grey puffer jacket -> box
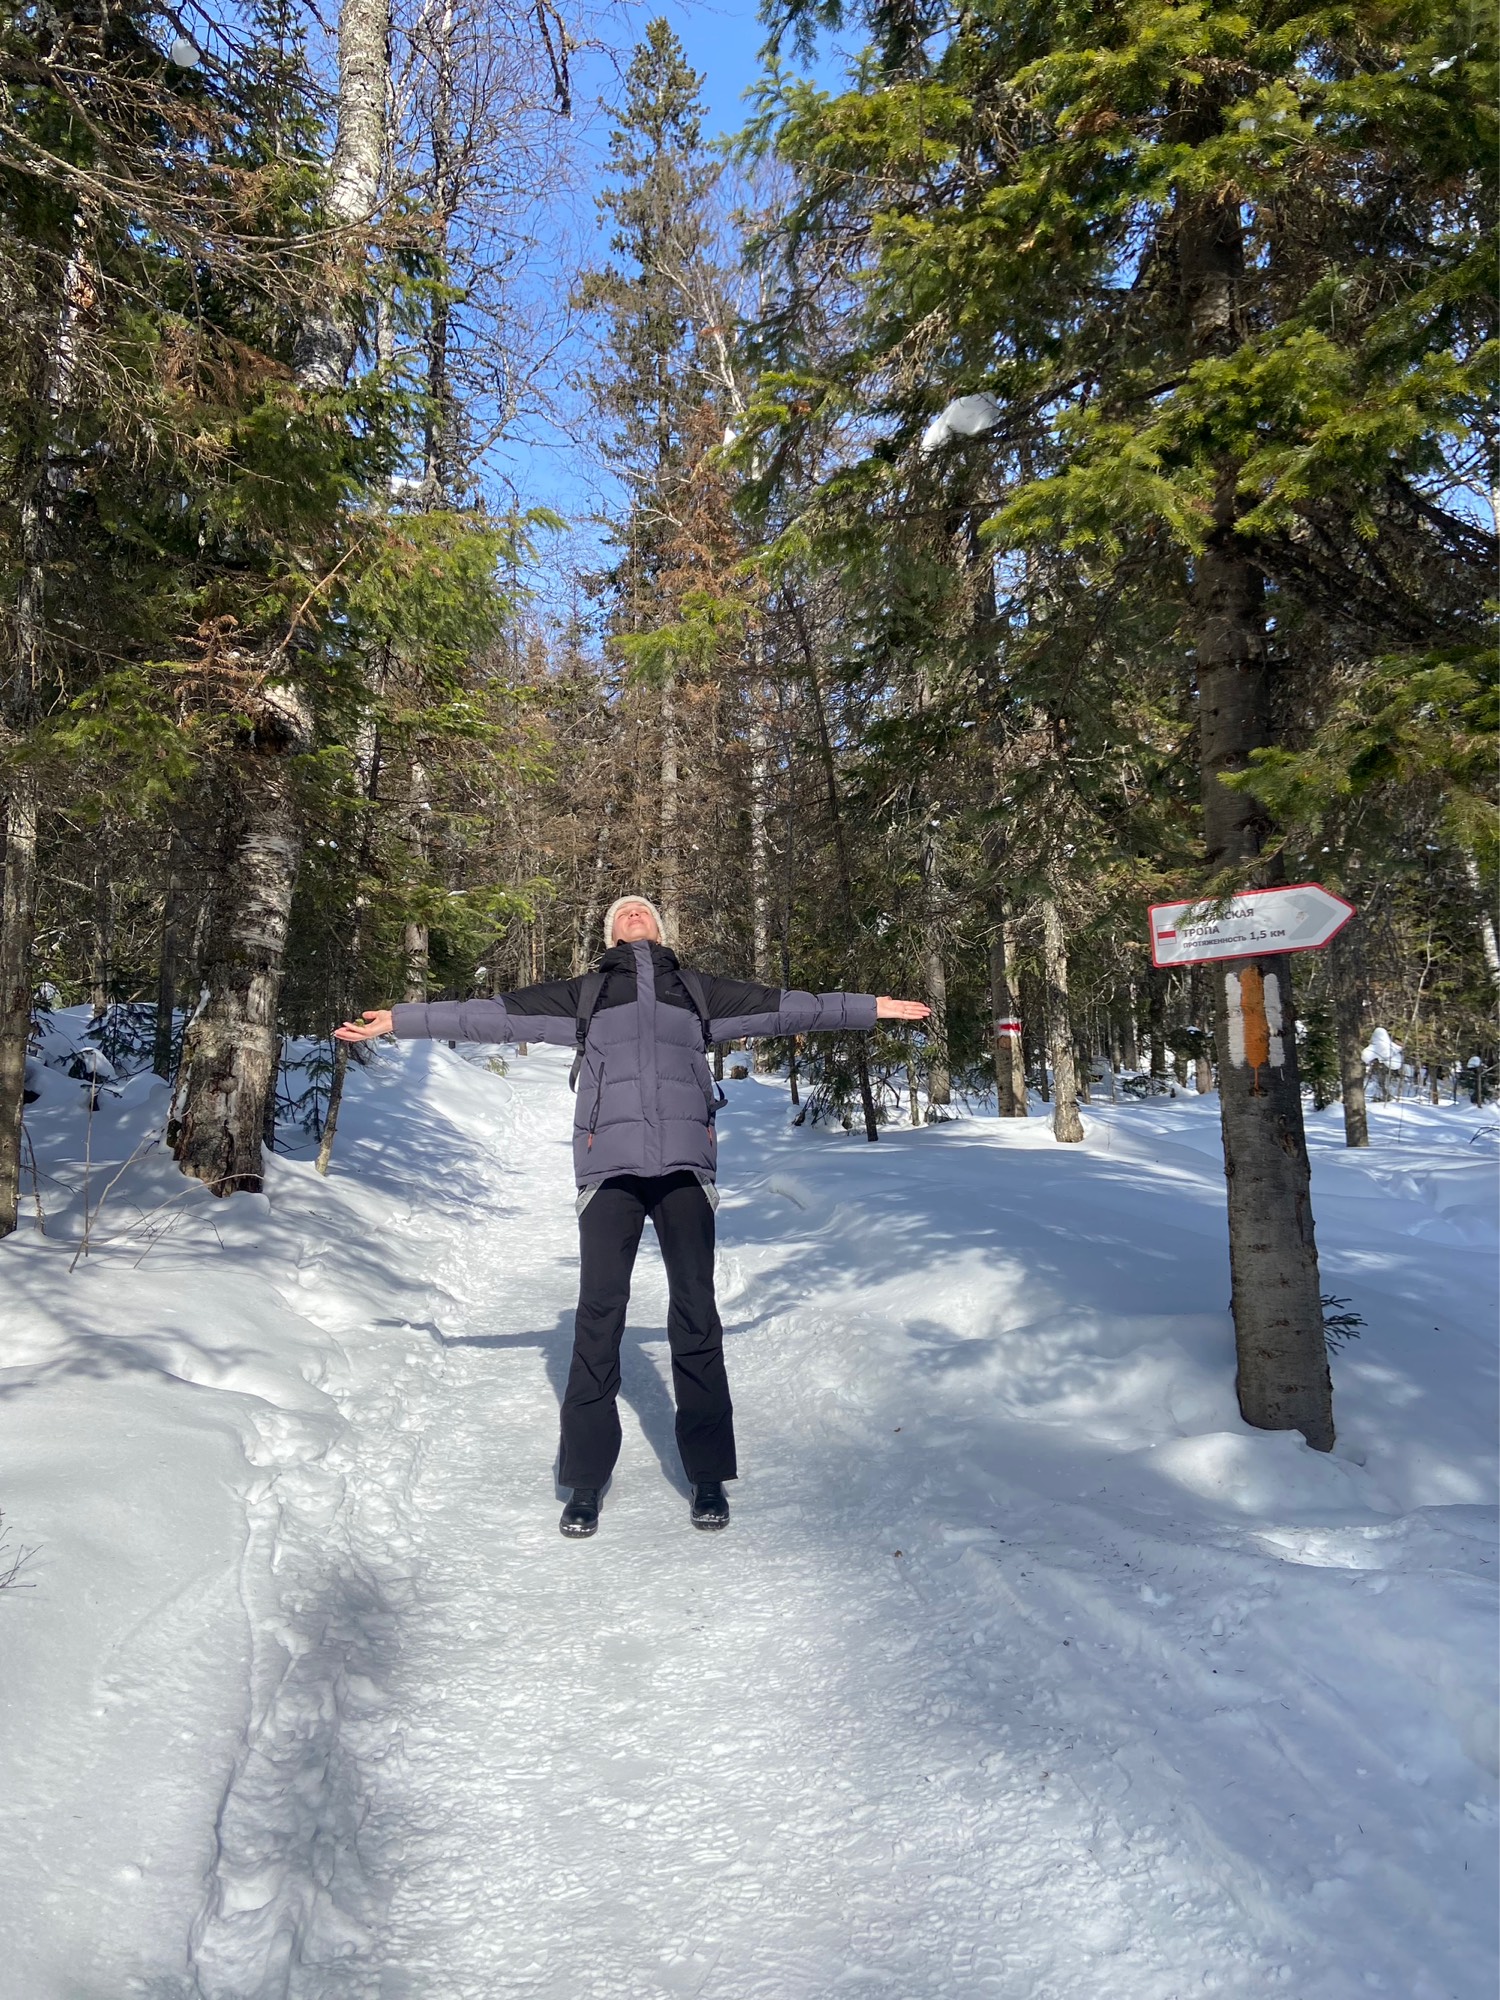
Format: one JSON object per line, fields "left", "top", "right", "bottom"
{"left": 390, "top": 941, "right": 878, "bottom": 1186}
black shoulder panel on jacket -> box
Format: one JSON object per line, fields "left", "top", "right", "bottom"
{"left": 496, "top": 974, "right": 584, "bottom": 1020}
{"left": 700, "top": 973, "right": 784, "bottom": 1019}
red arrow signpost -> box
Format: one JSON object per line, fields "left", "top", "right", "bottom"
{"left": 1148, "top": 883, "right": 1355, "bottom": 969}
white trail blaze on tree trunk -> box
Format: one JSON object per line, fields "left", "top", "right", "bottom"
{"left": 1209, "top": 932, "right": 1331, "bottom": 1446}
{"left": 1195, "top": 479, "right": 1332, "bottom": 1442}
{"left": 1199, "top": 612, "right": 1333, "bottom": 1444}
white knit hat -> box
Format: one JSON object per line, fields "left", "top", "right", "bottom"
{"left": 603, "top": 894, "right": 667, "bottom": 946}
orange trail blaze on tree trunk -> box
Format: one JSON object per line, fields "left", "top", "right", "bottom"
{"left": 1240, "top": 965, "right": 1270, "bottom": 1076}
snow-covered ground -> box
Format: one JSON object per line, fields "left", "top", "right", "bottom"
{"left": 0, "top": 1020, "right": 1495, "bottom": 1999}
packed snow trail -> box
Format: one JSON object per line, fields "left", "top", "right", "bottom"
{"left": 0, "top": 1028, "right": 1494, "bottom": 1998}
{"left": 204, "top": 1046, "right": 1495, "bottom": 1999}
{"left": 344, "top": 1139, "right": 1254, "bottom": 1997}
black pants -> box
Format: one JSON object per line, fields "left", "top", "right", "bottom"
{"left": 559, "top": 1171, "right": 736, "bottom": 1489}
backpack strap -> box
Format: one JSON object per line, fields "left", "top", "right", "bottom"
{"left": 676, "top": 966, "right": 714, "bottom": 1052}
{"left": 677, "top": 967, "right": 728, "bottom": 1108}
{"left": 568, "top": 970, "right": 607, "bottom": 1090}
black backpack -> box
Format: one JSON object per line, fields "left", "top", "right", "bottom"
{"left": 569, "top": 963, "right": 721, "bottom": 1095}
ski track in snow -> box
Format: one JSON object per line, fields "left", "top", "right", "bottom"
{"left": 1, "top": 1030, "right": 1494, "bottom": 1999}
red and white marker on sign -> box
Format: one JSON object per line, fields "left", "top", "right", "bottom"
{"left": 1148, "top": 883, "right": 1355, "bottom": 968}
{"left": 994, "top": 1017, "right": 1022, "bottom": 1038}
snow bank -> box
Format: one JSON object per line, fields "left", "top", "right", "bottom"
{"left": 0, "top": 1028, "right": 524, "bottom": 1996}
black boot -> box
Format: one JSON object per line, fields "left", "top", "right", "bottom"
{"left": 560, "top": 1487, "right": 601, "bottom": 1538}
{"left": 689, "top": 1481, "right": 730, "bottom": 1531}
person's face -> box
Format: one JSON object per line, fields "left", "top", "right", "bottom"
{"left": 613, "top": 901, "right": 661, "bottom": 944}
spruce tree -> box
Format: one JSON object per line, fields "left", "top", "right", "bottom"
{"left": 576, "top": 20, "right": 745, "bottom": 949}
{"left": 0, "top": 0, "right": 340, "bottom": 1226}
{"left": 749, "top": 0, "right": 1496, "bottom": 1443}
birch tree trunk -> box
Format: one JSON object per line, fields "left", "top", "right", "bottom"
{"left": 170, "top": 734, "right": 304, "bottom": 1194}
{"left": 1041, "top": 897, "right": 1084, "bottom": 1143}
{"left": 402, "top": 759, "right": 429, "bottom": 1001}
{"left": 402, "top": 923, "right": 429, "bottom": 1004}
{"left": 171, "top": 0, "right": 389, "bottom": 1194}
{"left": 169, "top": 731, "right": 305, "bottom": 1197}
{"left": 988, "top": 915, "right": 1028, "bottom": 1117}
{"left": 296, "top": 0, "right": 391, "bottom": 391}
{"left": 1462, "top": 853, "right": 1500, "bottom": 1000}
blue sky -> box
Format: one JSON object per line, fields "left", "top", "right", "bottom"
{"left": 493, "top": 0, "right": 850, "bottom": 565}
{"left": 648, "top": 0, "right": 789, "bottom": 140}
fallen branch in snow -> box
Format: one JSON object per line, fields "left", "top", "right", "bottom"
{"left": 69, "top": 1134, "right": 163, "bottom": 1272}
{"left": 0, "top": 1510, "right": 37, "bottom": 1592}
{"left": 76, "top": 1179, "right": 232, "bottom": 1267}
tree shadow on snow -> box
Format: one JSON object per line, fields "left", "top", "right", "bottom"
{"left": 0, "top": 1329, "right": 277, "bottom": 1402}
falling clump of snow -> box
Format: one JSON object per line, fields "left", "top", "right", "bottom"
{"left": 0, "top": 1017, "right": 1495, "bottom": 1999}
{"left": 918, "top": 391, "right": 1004, "bottom": 455}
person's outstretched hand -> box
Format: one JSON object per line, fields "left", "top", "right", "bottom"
{"left": 335, "top": 1008, "right": 394, "bottom": 1043}
{"left": 876, "top": 997, "right": 931, "bottom": 1021}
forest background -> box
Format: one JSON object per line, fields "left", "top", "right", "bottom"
{"left": 0, "top": 0, "right": 1494, "bottom": 1438}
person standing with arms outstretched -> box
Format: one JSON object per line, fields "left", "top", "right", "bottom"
{"left": 337, "top": 896, "right": 929, "bottom": 1538}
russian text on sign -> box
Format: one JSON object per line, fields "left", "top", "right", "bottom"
{"left": 1147, "top": 884, "right": 1355, "bottom": 968}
